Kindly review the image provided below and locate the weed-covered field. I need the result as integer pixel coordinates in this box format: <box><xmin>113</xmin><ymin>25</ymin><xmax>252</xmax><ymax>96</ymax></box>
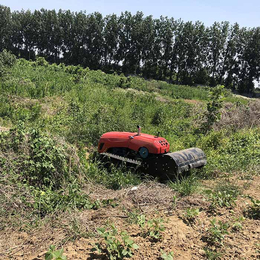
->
<box><xmin>0</xmin><ymin>54</ymin><xmax>259</xmax><ymax>259</ymax></box>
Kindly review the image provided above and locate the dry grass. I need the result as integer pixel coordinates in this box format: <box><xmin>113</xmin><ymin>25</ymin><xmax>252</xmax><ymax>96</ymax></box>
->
<box><xmin>215</xmin><ymin>100</ymin><xmax>260</xmax><ymax>130</ymax></box>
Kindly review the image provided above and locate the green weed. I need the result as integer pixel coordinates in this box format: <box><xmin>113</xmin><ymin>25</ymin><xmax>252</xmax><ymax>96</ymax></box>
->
<box><xmin>140</xmin><ymin>218</ymin><xmax>165</xmax><ymax>241</ymax></box>
<box><xmin>92</xmin><ymin>224</ymin><xmax>139</xmax><ymax>260</ymax></box>
<box><xmin>182</xmin><ymin>208</ymin><xmax>200</xmax><ymax>225</ymax></box>
<box><xmin>245</xmin><ymin>197</ymin><xmax>260</xmax><ymax>219</ymax></box>
<box><xmin>160</xmin><ymin>249</ymin><xmax>174</xmax><ymax>260</ymax></box>
<box><xmin>205</xmin><ymin>182</ymin><xmax>240</xmax><ymax>209</ymax></box>
<box><xmin>230</xmin><ymin>216</ymin><xmax>245</xmax><ymax>232</ymax></box>
<box><xmin>206</xmin><ymin>219</ymin><xmax>229</xmax><ymax>246</ymax></box>
<box><xmin>204</xmin><ymin>248</ymin><xmax>222</xmax><ymax>260</ymax></box>
<box><xmin>125</xmin><ymin>210</ymin><xmax>146</xmax><ymax>227</ymax></box>
<box><xmin>168</xmin><ymin>175</ymin><xmax>199</xmax><ymax>196</ymax></box>
<box><xmin>45</xmin><ymin>245</ymin><xmax>66</xmax><ymax>260</ymax></box>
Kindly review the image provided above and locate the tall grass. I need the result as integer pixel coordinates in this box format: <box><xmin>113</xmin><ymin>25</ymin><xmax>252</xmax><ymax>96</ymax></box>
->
<box><xmin>0</xmin><ymin>58</ymin><xmax>259</xmax><ymax>184</ymax></box>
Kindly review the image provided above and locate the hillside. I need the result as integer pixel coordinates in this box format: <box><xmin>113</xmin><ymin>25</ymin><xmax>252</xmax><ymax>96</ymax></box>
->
<box><xmin>0</xmin><ymin>56</ymin><xmax>260</xmax><ymax>260</ymax></box>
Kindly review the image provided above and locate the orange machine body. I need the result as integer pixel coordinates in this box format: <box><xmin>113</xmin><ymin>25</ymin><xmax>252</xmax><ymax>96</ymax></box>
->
<box><xmin>98</xmin><ymin>131</ymin><xmax>170</xmax><ymax>155</ymax></box>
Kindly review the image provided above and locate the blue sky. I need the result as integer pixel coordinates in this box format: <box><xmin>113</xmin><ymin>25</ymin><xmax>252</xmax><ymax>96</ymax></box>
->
<box><xmin>1</xmin><ymin>0</ymin><xmax>260</xmax><ymax>28</ymax></box>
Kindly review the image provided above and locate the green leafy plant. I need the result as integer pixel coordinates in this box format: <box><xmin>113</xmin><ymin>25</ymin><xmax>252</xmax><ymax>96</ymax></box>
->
<box><xmin>207</xmin><ymin>219</ymin><xmax>229</xmax><ymax>246</ymax></box>
<box><xmin>231</xmin><ymin>221</ymin><xmax>243</xmax><ymax>232</ymax></box>
<box><xmin>245</xmin><ymin>197</ymin><xmax>260</xmax><ymax>219</ymax></box>
<box><xmin>31</xmin><ymin>182</ymin><xmax>96</xmax><ymax>216</ymax></box>
<box><xmin>0</xmin><ymin>49</ymin><xmax>16</xmax><ymax>77</ymax></box>
<box><xmin>160</xmin><ymin>249</ymin><xmax>174</xmax><ymax>260</ymax></box>
<box><xmin>45</xmin><ymin>245</ymin><xmax>66</xmax><ymax>260</ymax></box>
<box><xmin>204</xmin><ymin>248</ymin><xmax>222</xmax><ymax>260</ymax></box>
<box><xmin>172</xmin><ymin>195</ymin><xmax>178</xmax><ymax>208</ymax></box>
<box><xmin>202</xmin><ymin>85</ymin><xmax>225</xmax><ymax>133</ymax></box>
<box><xmin>206</xmin><ymin>189</ymin><xmax>238</xmax><ymax>209</ymax></box>
<box><xmin>141</xmin><ymin>218</ymin><xmax>165</xmax><ymax>241</ymax></box>
<box><xmin>255</xmin><ymin>242</ymin><xmax>260</xmax><ymax>254</ymax></box>
<box><xmin>182</xmin><ymin>208</ymin><xmax>200</xmax><ymax>225</ymax></box>
<box><xmin>93</xmin><ymin>225</ymin><xmax>138</xmax><ymax>260</ymax></box>
<box><xmin>231</xmin><ymin>216</ymin><xmax>245</xmax><ymax>232</ymax></box>
<box><xmin>126</xmin><ymin>210</ymin><xmax>146</xmax><ymax>228</ymax></box>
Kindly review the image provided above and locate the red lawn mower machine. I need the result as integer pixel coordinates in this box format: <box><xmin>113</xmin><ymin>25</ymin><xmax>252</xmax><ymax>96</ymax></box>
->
<box><xmin>98</xmin><ymin>126</ymin><xmax>207</xmax><ymax>177</ymax></box>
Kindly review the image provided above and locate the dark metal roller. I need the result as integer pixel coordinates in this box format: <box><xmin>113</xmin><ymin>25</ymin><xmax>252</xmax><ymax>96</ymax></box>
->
<box><xmin>145</xmin><ymin>148</ymin><xmax>207</xmax><ymax>176</ymax></box>
<box><xmin>163</xmin><ymin>148</ymin><xmax>207</xmax><ymax>173</ymax></box>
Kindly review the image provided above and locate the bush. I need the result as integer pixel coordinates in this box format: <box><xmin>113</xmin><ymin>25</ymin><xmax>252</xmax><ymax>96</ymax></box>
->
<box><xmin>0</xmin><ymin>50</ymin><xmax>16</xmax><ymax>76</ymax></box>
<box><xmin>0</xmin><ymin>122</ymin><xmax>82</xmax><ymax>189</ymax></box>
<box><xmin>201</xmin><ymin>85</ymin><xmax>225</xmax><ymax>133</ymax></box>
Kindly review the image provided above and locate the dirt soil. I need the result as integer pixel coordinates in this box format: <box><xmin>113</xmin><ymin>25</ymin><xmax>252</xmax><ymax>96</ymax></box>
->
<box><xmin>0</xmin><ymin>175</ymin><xmax>259</xmax><ymax>260</ymax></box>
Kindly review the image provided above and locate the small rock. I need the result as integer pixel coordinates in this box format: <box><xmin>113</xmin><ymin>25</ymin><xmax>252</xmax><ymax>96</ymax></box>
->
<box><xmin>199</xmin><ymin>249</ymin><xmax>205</xmax><ymax>255</ymax></box>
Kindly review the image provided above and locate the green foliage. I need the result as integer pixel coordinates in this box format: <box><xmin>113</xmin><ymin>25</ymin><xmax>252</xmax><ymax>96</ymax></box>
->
<box><xmin>199</xmin><ymin>128</ymin><xmax>260</xmax><ymax>175</ymax></box>
<box><xmin>140</xmin><ymin>217</ymin><xmax>165</xmax><ymax>241</ymax></box>
<box><xmin>126</xmin><ymin>210</ymin><xmax>146</xmax><ymax>227</ymax></box>
<box><xmin>86</xmin><ymin>161</ymin><xmax>141</xmax><ymax>190</ymax></box>
<box><xmin>0</xmin><ymin>50</ymin><xmax>16</xmax><ymax>77</ymax></box>
<box><xmin>45</xmin><ymin>245</ymin><xmax>66</xmax><ymax>260</ymax></box>
<box><xmin>0</xmin><ymin>123</ymin><xmax>78</xmax><ymax>189</ymax></box>
<box><xmin>36</xmin><ymin>57</ymin><xmax>49</xmax><ymax>67</ymax></box>
<box><xmin>207</xmin><ymin>219</ymin><xmax>229</xmax><ymax>246</ymax></box>
<box><xmin>202</xmin><ymin>85</ymin><xmax>225</xmax><ymax>133</ymax></box>
<box><xmin>31</xmin><ymin>183</ymin><xmax>95</xmax><ymax>216</ymax></box>
<box><xmin>231</xmin><ymin>221</ymin><xmax>243</xmax><ymax>232</ymax></box>
<box><xmin>160</xmin><ymin>250</ymin><xmax>174</xmax><ymax>260</ymax></box>
<box><xmin>204</xmin><ymin>248</ymin><xmax>222</xmax><ymax>260</ymax></box>
<box><xmin>0</xmin><ymin>57</ymin><xmax>259</xmax><ymax>226</ymax></box>
<box><xmin>182</xmin><ymin>208</ymin><xmax>200</xmax><ymax>225</ymax></box>
<box><xmin>168</xmin><ymin>175</ymin><xmax>199</xmax><ymax>196</ymax></box>
<box><xmin>206</xmin><ymin>190</ymin><xmax>237</xmax><ymax>209</ymax></box>
<box><xmin>0</xmin><ymin>9</ymin><xmax>260</xmax><ymax>93</ymax></box>
<box><xmin>205</xmin><ymin>182</ymin><xmax>240</xmax><ymax>209</ymax></box>
<box><xmin>93</xmin><ymin>225</ymin><xmax>139</xmax><ymax>260</ymax></box>
<box><xmin>172</xmin><ymin>195</ymin><xmax>178</xmax><ymax>208</ymax></box>
<box><xmin>245</xmin><ymin>197</ymin><xmax>260</xmax><ymax>219</ymax></box>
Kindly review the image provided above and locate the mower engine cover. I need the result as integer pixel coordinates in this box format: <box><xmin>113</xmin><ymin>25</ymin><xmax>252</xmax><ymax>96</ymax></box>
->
<box><xmin>98</xmin><ymin>131</ymin><xmax>170</xmax><ymax>155</ymax></box>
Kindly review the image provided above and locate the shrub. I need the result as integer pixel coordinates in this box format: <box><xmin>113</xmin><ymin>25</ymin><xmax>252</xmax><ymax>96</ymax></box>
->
<box><xmin>201</xmin><ymin>85</ymin><xmax>225</xmax><ymax>133</ymax></box>
<box><xmin>0</xmin><ymin>123</ymin><xmax>82</xmax><ymax>189</ymax></box>
<box><xmin>0</xmin><ymin>50</ymin><xmax>16</xmax><ymax>76</ymax></box>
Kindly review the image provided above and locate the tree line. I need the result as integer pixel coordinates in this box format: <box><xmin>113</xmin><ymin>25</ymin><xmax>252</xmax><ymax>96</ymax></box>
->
<box><xmin>1</xmin><ymin>5</ymin><xmax>260</xmax><ymax>93</ymax></box>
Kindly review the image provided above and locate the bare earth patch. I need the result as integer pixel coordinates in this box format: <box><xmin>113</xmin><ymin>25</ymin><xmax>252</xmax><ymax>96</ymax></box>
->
<box><xmin>0</xmin><ymin>176</ymin><xmax>259</xmax><ymax>260</ymax></box>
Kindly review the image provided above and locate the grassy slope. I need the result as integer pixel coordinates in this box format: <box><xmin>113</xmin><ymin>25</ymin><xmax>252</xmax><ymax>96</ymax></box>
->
<box><xmin>0</xmin><ymin>59</ymin><xmax>259</xmax><ymax>259</ymax></box>
<box><xmin>1</xmin><ymin>59</ymin><xmax>258</xmax><ymax>173</ymax></box>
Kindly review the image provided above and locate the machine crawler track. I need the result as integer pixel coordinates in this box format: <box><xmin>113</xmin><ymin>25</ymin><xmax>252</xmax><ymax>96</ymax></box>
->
<box><xmin>101</xmin><ymin>148</ymin><xmax>207</xmax><ymax>177</ymax></box>
<box><xmin>101</xmin><ymin>152</ymin><xmax>142</xmax><ymax>166</ymax></box>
